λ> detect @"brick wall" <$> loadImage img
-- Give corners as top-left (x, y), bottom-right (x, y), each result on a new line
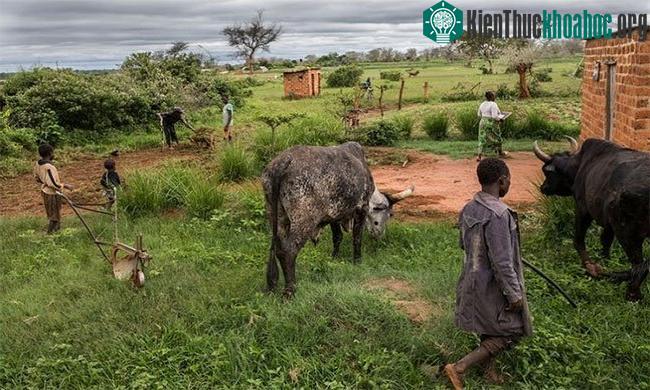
top-left (283, 69), bottom-right (321, 98)
top-left (580, 29), bottom-right (650, 151)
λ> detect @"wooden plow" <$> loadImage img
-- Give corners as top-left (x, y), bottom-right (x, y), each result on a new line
top-left (56, 189), bottom-right (151, 287)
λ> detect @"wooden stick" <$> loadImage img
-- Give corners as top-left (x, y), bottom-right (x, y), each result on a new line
top-left (423, 81), bottom-right (429, 100)
top-left (379, 86), bottom-right (385, 117)
top-left (398, 79), bottom-right (405, 110)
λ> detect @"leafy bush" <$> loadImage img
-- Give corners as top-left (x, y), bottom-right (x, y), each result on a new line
top-left (0, 128), bottom-right (37, 157)
top-left (441, 82), bottom-right (481, 102)
top-left (514, 111), bottom-right (580, 140)
top-left (326, 66), bottom-right (363, 88)
top-left (423, 112), bottom-right (449, 140)
top-left (455, 106), bottom-right (479, 140)
top-left (360, 120), bottom-right (400, 146)
top-left (379, 71), bottom-right (401, 81)
top-left (120, 164), bottom-right (224, 219)
top-left (495, 83), bottom-right (517, 100)
top-left (252, 114), bottom-right (345, 166)
top-left (218, 144), bottom-right (256, 183)
top-left (390, 115), bottom-right (414, 140)
top-left (534, 67), bottom-right (553, 82)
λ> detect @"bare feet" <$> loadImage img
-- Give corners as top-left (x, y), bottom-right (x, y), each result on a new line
top-left (443, 364), bottom-right (464, 390)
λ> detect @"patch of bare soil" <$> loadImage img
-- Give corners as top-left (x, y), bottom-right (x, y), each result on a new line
top-left (0, 146), bottom-right (200, 217)
top-left (364, 277), bottom-right (440, 325)
top-left (370, 150), bottom-right (543, 221)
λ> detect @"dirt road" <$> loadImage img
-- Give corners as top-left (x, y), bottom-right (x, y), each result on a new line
top-left (372, 150), bottom-right (543, 220)
top-left (0, 147), bottom-right (543, 219)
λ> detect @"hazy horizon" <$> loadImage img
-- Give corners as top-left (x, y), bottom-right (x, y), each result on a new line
top-left (0, 0), bottom-right (647, 72)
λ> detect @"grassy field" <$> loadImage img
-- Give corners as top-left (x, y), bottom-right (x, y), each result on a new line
top-left (1, 202), bottom-right (649, 388)
top-left (5, 57), bottom-right (648, 388)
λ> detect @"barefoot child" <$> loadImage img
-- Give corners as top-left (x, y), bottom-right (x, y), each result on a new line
top-left (444, 158), bottom-right (532, 389)
top-left (100, 159), bottom-right (121, 208)
top-left (222, 95), bottom-right (234, 143)
top-left (34, 143), bottom-right (73, 233)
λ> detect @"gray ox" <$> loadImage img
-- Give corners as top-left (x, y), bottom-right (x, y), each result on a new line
top-left (262, 142), bottom-right (413, 295)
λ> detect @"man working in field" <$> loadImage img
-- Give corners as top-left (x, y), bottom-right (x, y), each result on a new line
top-left (222, 95), bottom-right (234, 143)
top-left (444, 158), bottom-right (532, 389)
top-left (157, 107), bottom-right (194, 149)
top-left (34, 143), bottom-right (73, 234)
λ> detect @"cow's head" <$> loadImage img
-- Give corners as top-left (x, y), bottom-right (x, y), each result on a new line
top-left (533, 136), bottom-right (580, 196)
top-left (366, 186), bottom-right (414, 238)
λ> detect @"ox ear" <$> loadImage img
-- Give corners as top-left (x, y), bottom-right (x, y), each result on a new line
top-left (384, 185), bottom-right (414, 206)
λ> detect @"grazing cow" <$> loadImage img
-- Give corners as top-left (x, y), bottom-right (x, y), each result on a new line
top-left (533, 137), bottom-right (650, 301)
top-left (262, 142), bottom-right (413, 296)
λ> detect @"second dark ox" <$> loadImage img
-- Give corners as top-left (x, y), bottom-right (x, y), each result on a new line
top-left (534, 137), bottom-right (650, 301)
top-left (262, 142), bottom-right (412, 296)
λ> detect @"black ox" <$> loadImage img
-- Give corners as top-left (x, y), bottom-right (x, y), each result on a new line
top-left (262, 142), bottom-right (412, 296)
top-left (534, 137), bottom-right (650, 301)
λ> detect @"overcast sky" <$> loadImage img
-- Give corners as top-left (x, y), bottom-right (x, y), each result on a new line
top-left (0, 0), bottom-right (648, 72)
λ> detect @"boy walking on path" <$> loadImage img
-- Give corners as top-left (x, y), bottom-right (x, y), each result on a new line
top-left (444, 158), bottom-right (532, 389)
top-left (222, 95), bottom-right (234, 143)
top-left (34, 144), bottom-right (73, 234)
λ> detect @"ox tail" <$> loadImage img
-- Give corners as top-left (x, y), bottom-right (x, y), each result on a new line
top-left (269, 171), bottom-right (282, 262)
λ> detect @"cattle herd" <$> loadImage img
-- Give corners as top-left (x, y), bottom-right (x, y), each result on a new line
top-left (262, 138), bottom-right (649, 301)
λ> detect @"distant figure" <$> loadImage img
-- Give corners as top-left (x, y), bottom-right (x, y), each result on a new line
top-left (34, 143), bottom-right (73, 234)
top-left (477, 91), bottom-right (508, 161)
top-left (361, 77), bottom-right (373, 100)
top-left (222, 96), bottom-right (234, 143)
top-left (100, 159), bottom-right (121, 209)
top-left (157, 107), bottom-right (194, 149)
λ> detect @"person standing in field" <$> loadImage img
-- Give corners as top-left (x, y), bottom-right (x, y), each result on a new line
top-left (157, 107), bottom-right (194, 149)
top-left (444, 158), bottom-right (532, 389)
top-left (100, 159), bottom-right (121, 209)
top-left (34, 143), bottom-right (73, 234)
top-left (222, 95), bottom-right (234, 143)
top-left (477, 91), bottom-right (507, 161)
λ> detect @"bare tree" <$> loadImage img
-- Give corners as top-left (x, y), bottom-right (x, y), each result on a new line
top-left (223, 10), bottom-right (282, 74)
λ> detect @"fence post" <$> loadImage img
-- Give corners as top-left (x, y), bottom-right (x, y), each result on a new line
top-left (398, 79), bottom-right (405, 110)
top-left (423, 81), bottom-right (429, 100)
top-left (379, 86), bottom-right (385, 117)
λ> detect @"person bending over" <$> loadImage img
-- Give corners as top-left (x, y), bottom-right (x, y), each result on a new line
top-left (157, 107), bottom-right (194, 149)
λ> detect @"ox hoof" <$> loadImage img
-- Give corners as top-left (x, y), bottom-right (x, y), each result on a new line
top-left (282, 288), bottom-right (295, 299)
top-left (625, 289), bottom-right (643, 302)
top-left (583, 261), bottom-right (604, 278)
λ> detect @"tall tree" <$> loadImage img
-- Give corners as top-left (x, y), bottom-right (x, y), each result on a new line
top-left (458, 34), bottom-right (505, 74)
top-left (223, 10), bottom-right (282, 74)
top-left (503, 41), bottom-right (540, 98)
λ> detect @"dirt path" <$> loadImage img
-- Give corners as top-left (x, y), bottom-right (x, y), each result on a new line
top-left (0, 147), bottom-right (199, 217)
top-left (371, 150), bottom-right (543, 220)
top-left (0, 147), bottom-right (543, 219)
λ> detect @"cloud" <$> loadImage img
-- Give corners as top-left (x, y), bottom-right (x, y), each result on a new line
top-left (0, 0), bottom-right (648, 71)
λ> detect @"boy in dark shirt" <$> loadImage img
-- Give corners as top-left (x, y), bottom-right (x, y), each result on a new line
top-left (100, 159), bottom-right (121, 208)
top-left (444, 158), bottom-right (532, 389)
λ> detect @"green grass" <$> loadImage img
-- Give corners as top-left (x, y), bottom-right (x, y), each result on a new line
top-left (398, 138), bottom-right (570, 159)
top-left (1, 205), bottom-right (649, 388)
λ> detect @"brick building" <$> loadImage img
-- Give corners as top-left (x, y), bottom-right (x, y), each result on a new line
top-left (283, 68), bottom-right (321, 98)
top-left (580, 27), bottom-right (650, 151)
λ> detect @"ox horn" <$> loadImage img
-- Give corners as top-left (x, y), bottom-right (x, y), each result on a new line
top-left (564, 135), bottom-right (579, 154)
top-left (386, 185), bottom-right (414, 205)
top-left (533, 141), bottom-right (552, 163)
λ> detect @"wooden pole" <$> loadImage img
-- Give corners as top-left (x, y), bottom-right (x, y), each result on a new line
top-left (423, 81), bottom-right (429, 100)
top-left (379, 86), bottom-right (385, 117)
top-left (398, 79), bottom-right (405, 110)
